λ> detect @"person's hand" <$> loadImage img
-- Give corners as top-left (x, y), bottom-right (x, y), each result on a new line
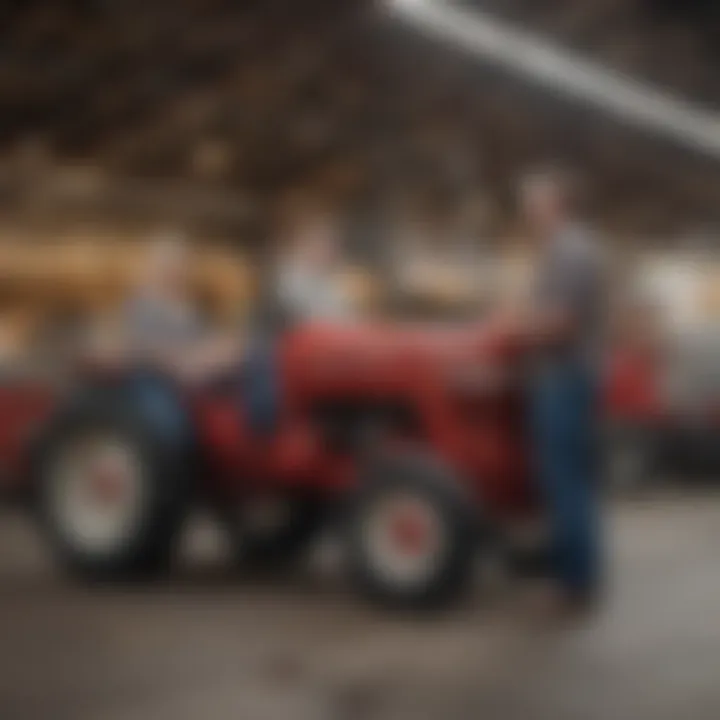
top-left (487, 303), bottom-right (531, 337)
top-left (170, 336), bottom-right (241, 382)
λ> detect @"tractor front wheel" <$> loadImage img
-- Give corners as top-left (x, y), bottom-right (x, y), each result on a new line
top-left (344, 452), bottom-right (476, 610)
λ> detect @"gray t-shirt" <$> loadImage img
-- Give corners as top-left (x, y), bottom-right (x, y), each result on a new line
top-left (123, 293), bottom-right (205, 360)
top-left (533, 224), bottom-right (605, 365)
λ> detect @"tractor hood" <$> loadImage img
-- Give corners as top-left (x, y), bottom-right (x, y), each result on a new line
top-left (281, 320), bottom-right (521, 392)
top-left (286, 320), bottom-right (517, 357)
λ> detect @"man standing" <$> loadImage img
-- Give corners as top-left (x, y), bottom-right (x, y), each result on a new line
top-left (516, 167), bottom-right (606, 610)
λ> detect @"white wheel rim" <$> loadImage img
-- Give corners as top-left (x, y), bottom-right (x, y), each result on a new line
top-left (49, 434), bottom-right (145, 556)
top-left (362, 492), bottom-right (445, 590)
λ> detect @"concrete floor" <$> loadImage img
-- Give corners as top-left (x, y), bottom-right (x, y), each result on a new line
top-left (1, 493), bottom-right (720, 720)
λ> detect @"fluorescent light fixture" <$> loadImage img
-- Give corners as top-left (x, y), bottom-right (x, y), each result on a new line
top-left (386, 0), bottom-right (720, 160)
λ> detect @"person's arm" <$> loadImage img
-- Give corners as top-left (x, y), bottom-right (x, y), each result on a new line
top-left (175, 333), bottom-right (242, 380)
top-left (518, 304), bottom-right (578, 346)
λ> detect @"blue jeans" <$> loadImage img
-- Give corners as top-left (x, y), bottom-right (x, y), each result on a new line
top-left (530, 361), bottom-right (602, 596)
top-left (128, 372), bottom-right (188, 443)
top-left (243, 341), bottom-right (279, 436)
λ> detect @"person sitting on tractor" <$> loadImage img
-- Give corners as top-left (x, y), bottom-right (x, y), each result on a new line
top-left (274, 214), bottom-right (353, 323)
top-left (118, 232), bottom-right (210, 437)
top-left (123, 232), bottom-right (207, 364)
top-left (243, 212), bottom-right (354, 434)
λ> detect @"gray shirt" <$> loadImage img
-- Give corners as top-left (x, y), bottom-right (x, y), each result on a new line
top-left (533, 223), bottom-right (605, 365)
top-left (123, 293), bottom-right (205, 360)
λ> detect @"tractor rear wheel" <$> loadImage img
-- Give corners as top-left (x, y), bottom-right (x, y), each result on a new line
top-left (35, 397), bottom-right (191, 581)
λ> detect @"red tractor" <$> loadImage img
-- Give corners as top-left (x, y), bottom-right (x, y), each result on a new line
top-left (18, 321), bottom-right (536, 609)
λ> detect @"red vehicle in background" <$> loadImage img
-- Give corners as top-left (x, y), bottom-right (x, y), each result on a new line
top-left (604, 306), bottom-right (720, 489)
top-left (2, 320), bottom-right (538, 610)
top-left (604, 342), bottom-right (665, 489)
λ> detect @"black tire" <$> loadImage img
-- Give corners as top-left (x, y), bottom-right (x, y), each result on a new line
top-left (344, 451), bottom-right (476, 610)
top-left (224, 495), bottom-right (323, 570)
top-left (34, 393), bottom-right (192, 581)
